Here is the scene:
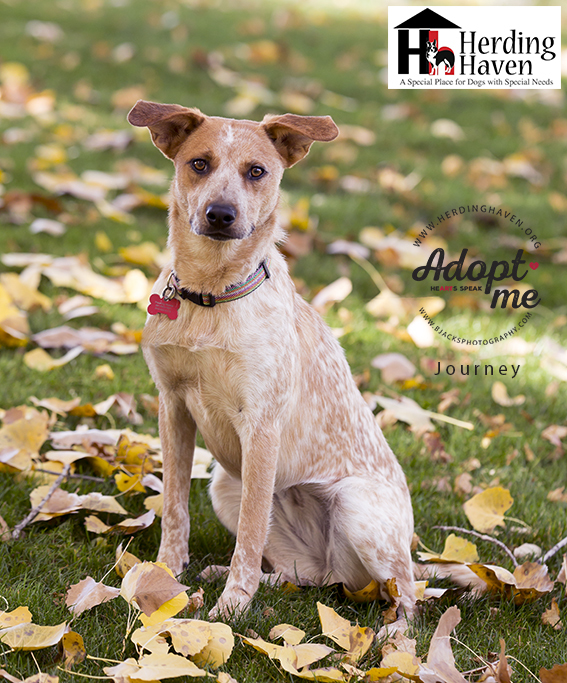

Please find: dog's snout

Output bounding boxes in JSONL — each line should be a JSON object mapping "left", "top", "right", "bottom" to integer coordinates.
{"left": 206, "top": 204, "right": 238, "bottom": 230}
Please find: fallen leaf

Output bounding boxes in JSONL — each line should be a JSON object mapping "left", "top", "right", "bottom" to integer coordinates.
{"left": 542, "top": 598, "right": 563, "bottom": 630}
{"left": 23, "top": 347, "right": 82, "bottom": 372}
{"left": 491, "top": 381, "right": 526, "bottom": 407}
{"left": 542, "top": 425, "right": 567, "bottom": 448}
{"left": 0, "top": 622, "right": 67, "bottom": 650}
{"left": 371, "top": 353, "right": 416, "bottom": 384}
{"left": 418, "top": 535, "right": 479, "bottom": 564}
{"left": 80, "top": 492, "right": 127, "bottom": 515}
{"left": 557, "top": 555, "right": 566, "bottom": 584}
{"left": 343, "top": 579, "right": 381, "bottom": 603}
{"left": 0, "top": 607, "right": 33, "bottom": 629}
{"left": 269, "top": 623, "right": 306, "bottom": 645}
{"left": 60, "top": 631, "right": 86, "bottom": 668}
{"left": 192, "top": 622, "right": 234, "bottom": 668}
{"left": 115, "top": 543, "right": 142, "bottom": 578}
{"left": 463, "top": 487, "right": 514, "bottom": 533}
{"left": 29, "top": 486, "right": 82, "bottom": 522}
{"left": 311, "top": 278, "right": 352, "bottom": 314}
{"left": 65, "top": 577, "right": 120, "bottom": 616}
{"left": 120, "top": 562, "right": 189, "bottom": 616}
{"left": 540, "top": 664, "right": 567, "bottom": 683}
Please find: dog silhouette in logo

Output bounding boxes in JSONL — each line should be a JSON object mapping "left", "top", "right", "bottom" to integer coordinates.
{"left": 425, "top": 40, "right": 455, "bottom": 75}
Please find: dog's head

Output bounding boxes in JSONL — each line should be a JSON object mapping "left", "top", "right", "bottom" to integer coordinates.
{"left": 425, "top": 40, "right": 438, "bottom": 55}
{"left": 127, "top": 101, "right": 338, "bottom": 242}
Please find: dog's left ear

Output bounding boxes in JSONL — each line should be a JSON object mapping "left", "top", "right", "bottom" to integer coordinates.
{"left": 261, "top": 113, "right": 339, "bottom": 167}
{"left": 127, "top": 100, "right": 206, "bottom": 160}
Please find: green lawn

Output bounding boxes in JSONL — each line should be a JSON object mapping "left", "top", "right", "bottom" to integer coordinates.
{"left": 0, "top": 1, "right": 566, "bottom": 681}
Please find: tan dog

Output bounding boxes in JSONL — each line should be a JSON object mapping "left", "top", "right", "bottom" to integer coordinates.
{"left": 127, "top": 100, "right": 416, "bottom": 621}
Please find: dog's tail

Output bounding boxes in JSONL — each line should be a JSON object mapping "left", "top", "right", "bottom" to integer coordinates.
{"left": 414, "top": 562, "right": 488, "bottom": 596}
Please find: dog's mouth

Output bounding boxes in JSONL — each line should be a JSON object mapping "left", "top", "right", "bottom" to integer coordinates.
{"left": 194, "top": 224, "right": 256, "bottom": 242}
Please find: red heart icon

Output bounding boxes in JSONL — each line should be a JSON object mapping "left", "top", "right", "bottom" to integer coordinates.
{"left": 529, "top": 262, "right": 539, "bottom": 270}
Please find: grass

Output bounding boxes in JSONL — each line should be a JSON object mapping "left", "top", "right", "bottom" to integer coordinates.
{"left": 1, "top": 0, "right": 567, "bottom": 680}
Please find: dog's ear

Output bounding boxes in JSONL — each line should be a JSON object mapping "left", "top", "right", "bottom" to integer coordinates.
{"left": 127, "top": 100, "right": 206, "bottom": 160}
{"left": 261, "top": 113, "right": 339, "bottom": 167}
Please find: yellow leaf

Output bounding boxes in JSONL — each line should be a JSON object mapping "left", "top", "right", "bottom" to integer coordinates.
{"left": 23, "top": 347, "right": 82, "bottom": 372}
{"left": 95, "top": 231, "right": 113, "bottom": 252}
{"left": 120, "top": 562, "right": 189, "bottom": 617}
{"left": 463, "top": 487, "right": 514, "bottom": 533}
{"left": 0, "top": 607, "right": 33, "bottom": 629}
{"left": 512, "top": 562, "right": 555, "bottom": 604}
{"left": 417, "top": 534, "right": 479, "bottom": 564}
{"left": 135, "top": 652, "right": 209, "bottom": 679}
{"left": 61, "top": 631, "right": 86, "bottom": 668}
{"left": 343, "top": 579, "right": 381, "bottom": 603}
{"left": 115, "top": 471, "right": 146, "bottom": 494}
{"left": 191, "top": 624, "right": 234, "bottom": 667}
{"left": 491, "top": 381, "right": 525, "bottom": 407}
{"left": 119, "top": 242, "right": 162, "bottom": 267}
{"left": 0, "top": 622, "right": 67, "bottom": 650}
{"left": 115, "top": 543, "right": 142, "bottom": 579}
{"left": 380, "top": 650, "right": 420, "bottom": 677}
{"left": 144, "top": 493, "right": 163, "bottom": 517}
{"left": 0, "top": 273, "right": 51, "bottom": 312}
{"left": 139, "top": 591, "right": 189, "bottom": 628}
{"left": 29, "top": 486, "right": 82, "bottom": 522}
{"left": 269, "top": 623, "right": 305, "bottom": 645}
{"left": 162, "top": 620, "right": 211, "bottom": 658}
{"left": 94, "top": 364, "right": 115, "bottom": 380}
{"left": 0, "top": 409, "right": 49, "bottom": 465}
{"left": 365, "top": 667, "right": 398, "bottom": 680}
{"left": 84, "top": 516, "right": 111, "bottom": 534}
{"left": 316, "top": 603, "right": 351, "bottom": 650}
{"left": 467, "top": 563, "right": 516, "bottom": 597}
{"left": 80, "top": 492, "right": 127, "bottom": 515}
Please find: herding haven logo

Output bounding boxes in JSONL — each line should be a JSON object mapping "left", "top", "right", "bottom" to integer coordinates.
{"left": 395, "top": 8, "right": 459, "bottom": 77}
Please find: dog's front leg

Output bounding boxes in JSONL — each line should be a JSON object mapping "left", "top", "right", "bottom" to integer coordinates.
{"left": 157, "top": 393, "right": 197, "bottom": 576}
{"left": 210, "top": 427, "right": 279, "bottom": 619}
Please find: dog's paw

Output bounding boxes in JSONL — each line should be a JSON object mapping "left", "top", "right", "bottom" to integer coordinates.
{"left": 209, "top": 587, "right": 251, "bottom": 621}
{"left": 156, "top": 549, "right": 189, "bottom": 577}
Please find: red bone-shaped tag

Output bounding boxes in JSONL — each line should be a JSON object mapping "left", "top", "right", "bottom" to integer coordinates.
{"left": 147, "top": 293, "right": 180, "bottom": 320}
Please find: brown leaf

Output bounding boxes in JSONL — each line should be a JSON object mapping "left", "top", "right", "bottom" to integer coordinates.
{"left": 542, "top": 598, "right": 563, "bottom": 630}
{"left": 60, "top": 631, "right": 86, "bottom": 668}
{"left": 540, "top": 664, "right": 567, "bottom": 683}
{"left": 120, "top": 562, "right": 190, "bottom": 616}
{"left": 371, "top": 353, "right": 416, "bottom": 384}
{"left": 420, "top": 606, "right": 467, "bottom": 683}
{"left": 65, "top": 577, "right": 120, "bottom": 616}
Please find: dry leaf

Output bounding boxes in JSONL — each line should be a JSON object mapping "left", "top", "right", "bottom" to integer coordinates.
{"left": 115, "top": 543, "right": 142, "bottom": 578}
{"left": 418, "top": 535, "right": 479, "bottom": 564}
{"left": 29, "top": 486, "right": 82, "bottom": 522}
{"left": 65, "top": 577, "right": 120, "bottom": 616}
{"left": 192, "top": 622, "right": 234, "bottom": 668}
{"left": 542, "top": 425, "right": 567, "bottom": 448}
{"left": 491, "top": 381, "right": 525, "bottom": 407}
{"left": 23, "top": 347, "right": 82, "bottom": 372}
{"left": 60, "top": 631, "right": 86, "bottom": 668}
{"left": 557, "top": 555, "right": 566, "bottom": 584}
{"left": 0, "top": 622, "right": 67, "bottom": 650}
{"left": 0, "top": 607, "right": 33, "bottom": 629}
{"left": 542, "top": 598, "right": 563, "bottom": 630}
{"left": 418, "top": 606, "right": 467, "bottom": 683}
{"left": 269, "top": 624, "right": 305, "bottom": 645}
{"left": 371, "top": 353, "right": 416, "bottom": 384}
{"left": 311, "top": 278, "right": 352, "bottom": 314}
{"left": 463, "top": 487, "right": 514, "bottom": 533}
{"left": 540, "top": 664, "right": 567, "bottom": 683}
{"left": 343, "top": 579, "right": 381, "bottom": 603}
{"left": 120, "top": 562, "right": 189, "bottom": 616}
{"left": 467, "top": 561, "right": 554, "bottom": 604}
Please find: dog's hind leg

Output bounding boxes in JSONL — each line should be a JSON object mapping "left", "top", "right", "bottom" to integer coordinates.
{"left": 328, "top": 476, "right": 416, "bottom": 619}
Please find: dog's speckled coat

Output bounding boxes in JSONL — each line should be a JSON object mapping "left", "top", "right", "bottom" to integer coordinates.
{"left": 128, "top": 100, "right": 416, "bottom": 620}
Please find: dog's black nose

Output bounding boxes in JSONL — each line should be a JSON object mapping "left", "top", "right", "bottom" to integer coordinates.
{"left": 205, "top": 203, "right": 237, "bottom": 230}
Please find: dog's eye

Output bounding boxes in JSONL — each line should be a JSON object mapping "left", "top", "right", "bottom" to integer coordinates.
{"left": 249, "top": 166, "right": 266, "bottom": 179}
{"left": 191, "top": 159, "right": 208, "bottom": 173}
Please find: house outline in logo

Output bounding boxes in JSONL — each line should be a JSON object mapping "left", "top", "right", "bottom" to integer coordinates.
{"left": 395, "top": 8, "right": 460, "bottom": 76}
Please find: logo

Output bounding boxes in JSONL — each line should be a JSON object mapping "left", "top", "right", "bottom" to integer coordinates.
{"left": 410, "top": 204, "right": 542, "bottom": 347}
{"left": 395, "top": 8, "right": 459, "bottom": 78}
{"left": 388, "top": 6, "right": 561, "bottom": 89}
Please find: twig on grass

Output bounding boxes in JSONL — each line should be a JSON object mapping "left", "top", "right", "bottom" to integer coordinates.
{"left": 433, "top": 525, "right": 518, "bottom": 567}
{"left": 11, "top": 464, "right": 70, "bottom": 540}
{"left": 542, "top": 535, "right": 567, "bottom": 564}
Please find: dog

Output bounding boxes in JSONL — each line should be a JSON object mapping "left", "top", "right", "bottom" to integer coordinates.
{"left": 425, "top": 40, "right": 455, "bottom": 76}
{"left": 127, "top": 100, "right": 416, "bottom": 622}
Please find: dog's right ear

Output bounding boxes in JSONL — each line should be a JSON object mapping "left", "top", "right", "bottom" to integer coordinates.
{"left": 127, "top": 100, "right": 205, "bottom": 160}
